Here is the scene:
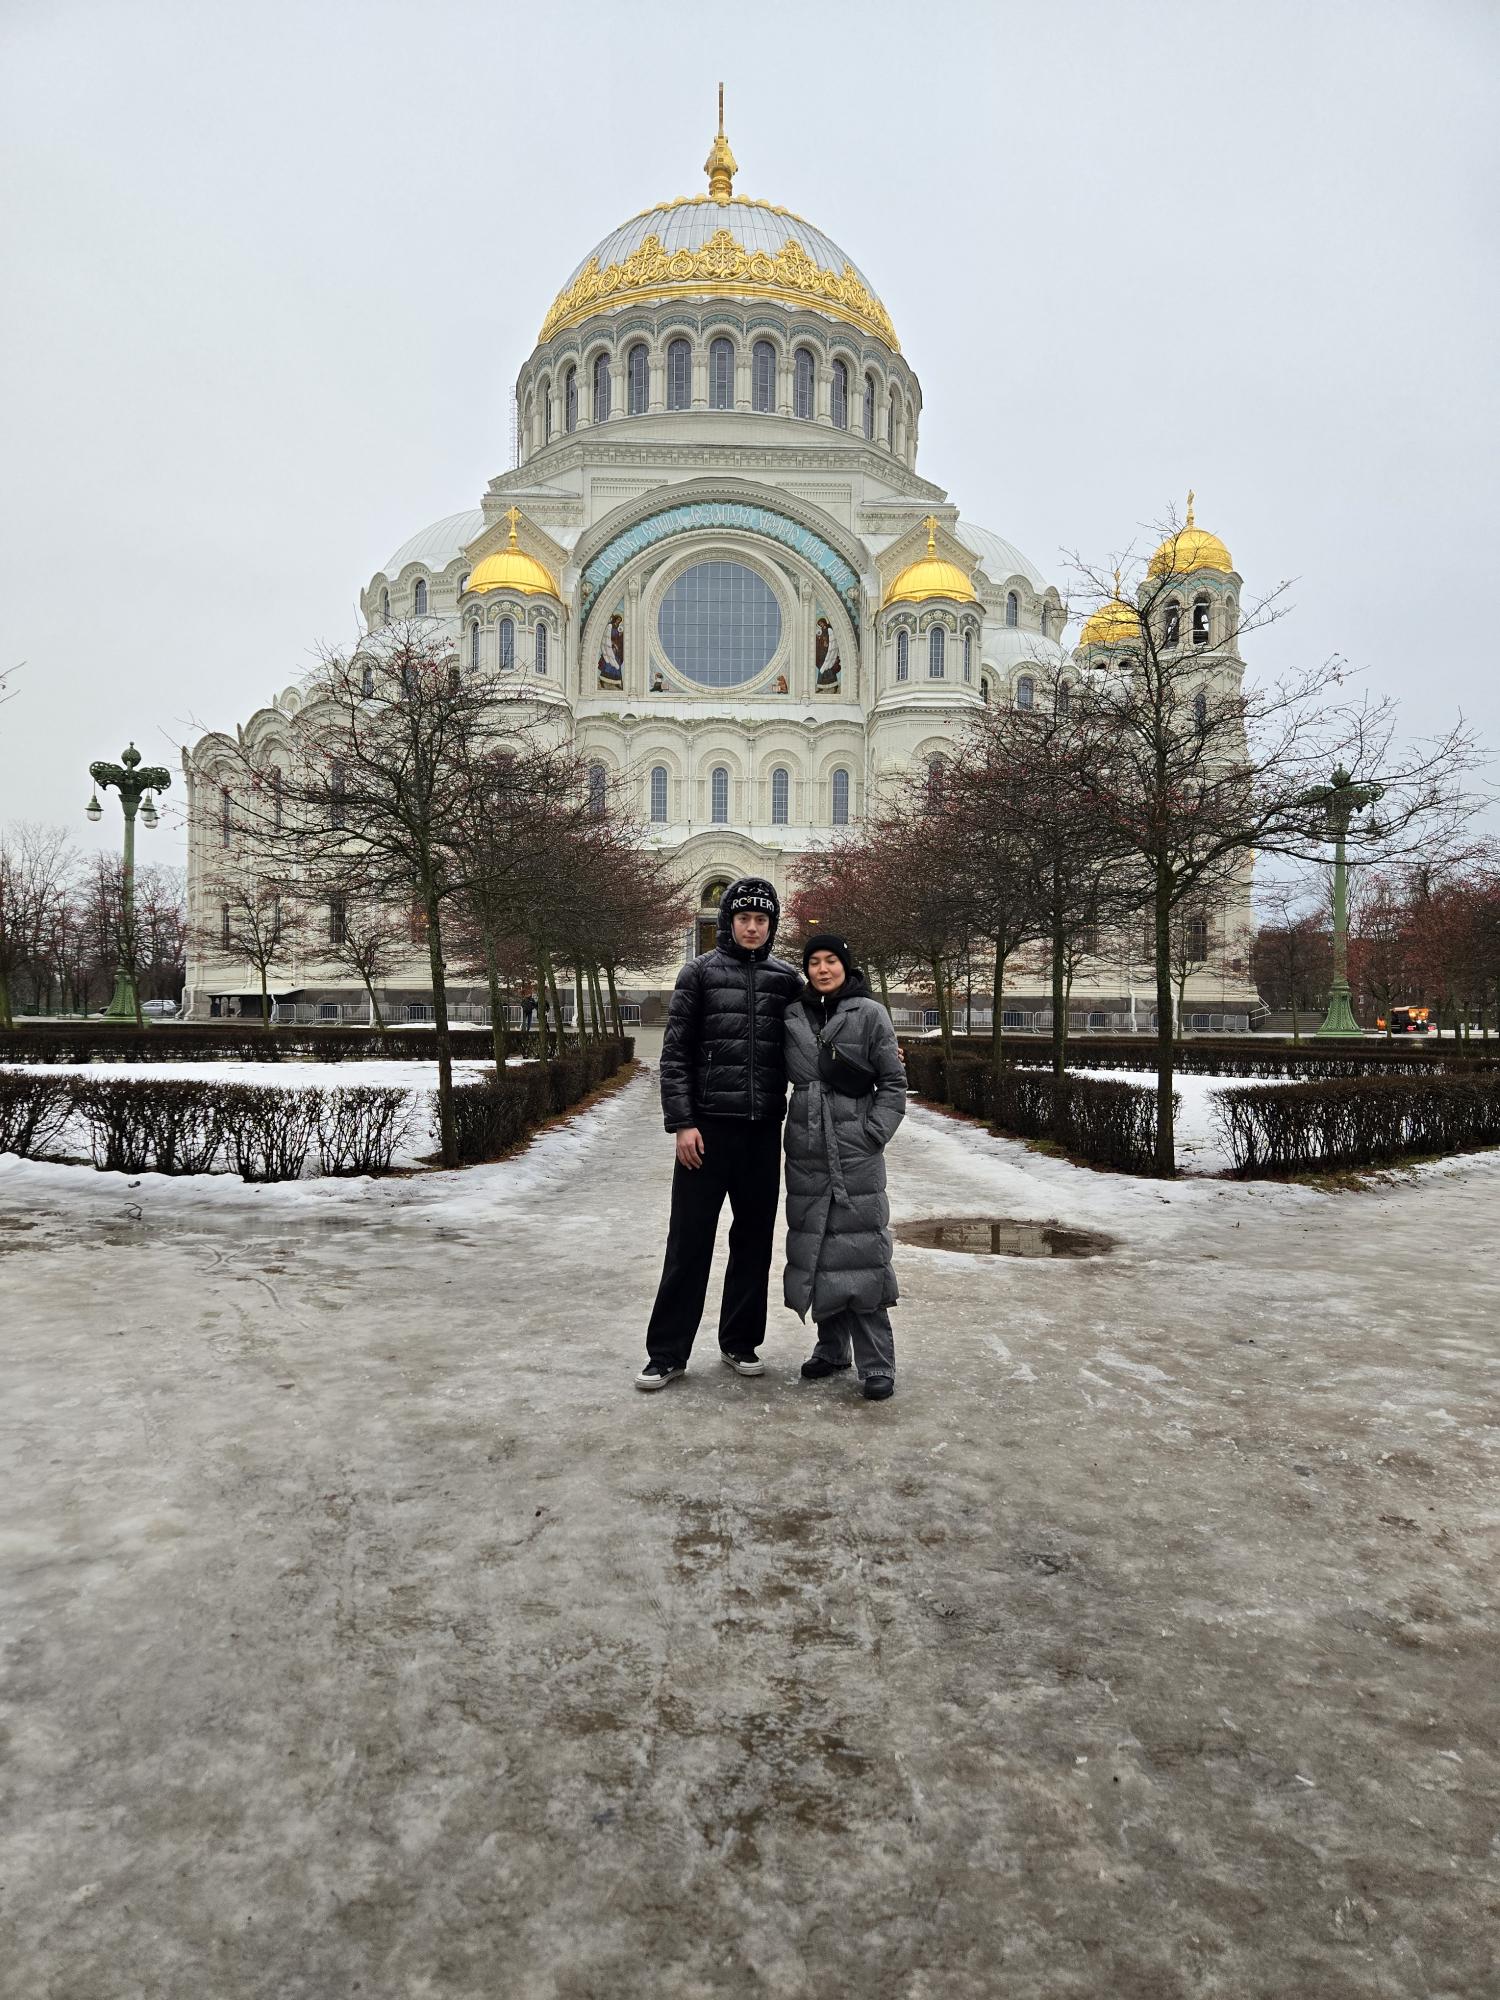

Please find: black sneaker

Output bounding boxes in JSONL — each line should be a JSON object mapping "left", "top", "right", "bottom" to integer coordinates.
{"left": 634, "top": 1361, "right": 687, "bottom": 1392}
{"left": 800, "top": 1355, "right": 852, "bottom": 1380}
{"left": 862, "top": 1374, "right": 895, "bottom": 1402}
{"left": 720, "top": 1351, "right": 765, "bottom": 1378}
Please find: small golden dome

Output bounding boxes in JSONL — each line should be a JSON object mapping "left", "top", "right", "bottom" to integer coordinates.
{"left": 882, "top": 518, "right": 978, "bottom": 609}
{"left": 1148, "top": 491, "right": 1233, "bottom": 578}
{"left": 1080, "top": 577, "right": 1141, "bottom": 650}
{"left": 466, "top": 508, "right": 559, "bottom": 598}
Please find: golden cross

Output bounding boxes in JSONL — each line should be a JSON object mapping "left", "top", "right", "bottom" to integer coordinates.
{"left": 505, "top": 505, "right": 521, "bottom": 545}
{"left": 1185, "top": 488, "right": 1196, "bottom": 526}
{"left": 924, "top": 514, "right": 938, "bottom": 553}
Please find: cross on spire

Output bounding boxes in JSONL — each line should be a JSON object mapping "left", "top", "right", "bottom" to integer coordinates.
{"left": 505, "top": 505, "right": 522, "bottom": 546}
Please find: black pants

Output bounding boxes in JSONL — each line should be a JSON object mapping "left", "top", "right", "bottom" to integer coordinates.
{"left": 645, "top": 1117, "right": 783, "bottom": 1367}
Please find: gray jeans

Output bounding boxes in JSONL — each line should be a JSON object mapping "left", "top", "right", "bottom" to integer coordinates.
{"left": 812, "top": 1307, "right": 895, "bottom": 1382}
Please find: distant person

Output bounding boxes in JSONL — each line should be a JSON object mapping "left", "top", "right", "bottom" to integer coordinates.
{"left": 635, "top": 878, "right": 801, "bottom": 1391}
{"left": 782, "top": 932, "right": 906, "bottom": 1401}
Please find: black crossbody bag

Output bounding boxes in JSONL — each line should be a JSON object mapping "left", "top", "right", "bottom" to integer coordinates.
{"left": 816, "top": 1033, "right": 878, "bottom": 1098}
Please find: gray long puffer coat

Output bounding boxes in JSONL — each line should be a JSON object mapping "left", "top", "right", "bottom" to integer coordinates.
{"left": 782, "top": 975, "right": 907, "bottom": 1323}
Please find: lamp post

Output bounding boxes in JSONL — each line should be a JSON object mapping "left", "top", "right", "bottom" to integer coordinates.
{"left": 86, "top": 743, "right": 172, "bottom": 1024}
{"left": 1297, "top": 765, "right": 1385, "bottom": 1039}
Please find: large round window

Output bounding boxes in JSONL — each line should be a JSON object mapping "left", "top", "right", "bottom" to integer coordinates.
{"left": 656, "top": 560, "right": 782, "bottom": 688}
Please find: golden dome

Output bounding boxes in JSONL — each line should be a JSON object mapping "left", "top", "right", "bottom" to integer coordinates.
{"left": 1147, "top": 491, "right": 1233, "bottom": 578}
{"left": 882, "top": 518, "right": 978, "bottom": 608}
{"left": 538, "top": 95, "right": 898, "bottom": 351}
{"left": 466, "top": 509, "right": 558, "bottom": 598}
{"left": 1079, "top": 573, "right": 1141, "bottom": 649}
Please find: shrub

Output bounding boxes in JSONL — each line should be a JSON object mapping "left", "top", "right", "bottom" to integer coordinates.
{"left": 0, "top": 1071, "right": 73, "bottom": 1158}
{"left": 901, "top": 1048, "right": 1169, "bottom": 1174}
{"left": 447, "top": 1041, "right": 632, "bottom": 1165}
{"left": 1215, "top": 1074, "right": 1500, "bottom": 1176}
{"left": 70, "top": 1077, "right": 230, "bottom": 1175}
{"left": 316, "top": 1087, "right": 413, "bottom": 1176}
{"left": 934, "top": 1032, "right": 1499, "bottom": 1082}
{"left": 219, "top": 1085, "right": 324, "bottom": 1182}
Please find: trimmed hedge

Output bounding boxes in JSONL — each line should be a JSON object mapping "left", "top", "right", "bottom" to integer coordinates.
{"left": 0, "top": 1022, "right": 544, "bottom": 1065}
{"left": 905, "top": 1047, "right": 1171, "bottom": 1176}
{"left": 935, "top": 1033, "right": 1500, "bottom": 1081}
{"left": 1215, "top": 1074, "right": 1500, "bottom": 1176}
{"left": 448, "top": 1041, "right": 633, "bottom": 1164}
{"left": 0, "top": 1071, "right": 74, "bottom": 1158}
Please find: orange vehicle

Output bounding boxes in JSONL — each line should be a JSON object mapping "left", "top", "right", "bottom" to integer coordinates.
{"left": 1374, "top": 1005, "right": 1433, "bottom": 1034}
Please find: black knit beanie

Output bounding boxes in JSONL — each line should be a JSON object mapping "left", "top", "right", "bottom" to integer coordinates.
{"left": 802, "top": 931, "right": 853, "bottom": 978}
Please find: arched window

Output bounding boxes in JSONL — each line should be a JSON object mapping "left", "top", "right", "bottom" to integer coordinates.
{"left": 793, "top": 347, "right": 815, "bottom": 420}
{"left": 542, "top": 377, "right": 552, "bottom": 440}
{"left": 927, "top": 755, "right": 948, "bottom": 805}
{"left": 592, "top": 350, "right": 611, "bottom": 422}
{"left": 863, "top": 372, "right": 876, "bottom": 439}
{"left": 650, "top": 765, "right": 668, "bottom": 823}
{"left": 499, "top": 617, "right": 515, "bottom": 671}
{"left": 666, "top": 338, "right": 691, "bottom": 410}
{"left": 709, "top": 336, "right": 734, "bottom": 409}
{"left": 380, "top": 588, "right": 390, "bottom": 625}
{"left": 468, "top": 622, "right": 479, "bottom": 670}
{"left": 963, "top": 633, "right": 973, "bottom": 682}
{"left": 534, "top": 623, "right": 548, "bottom": 675}
{"left": 1017, "top": 675, "right": 1035, "bottom": 709}
{"left": 895, "top": 629, "right": 909, "bottom": 681}
{"left": 413, "top": 579, "right": 427, "bottom": 616}
{"left": 980, "top": 676, "right": 992, "bottom": 706}
{"left": 1193, "top": 688, "right": 1208, "bottom": 731}
{"left": 523, "top": 399, "right": 533, "bottom": 451}
{"left": 328, "top": 893, "right": 346, "bottom": 947}
{"left": 564, "top": 367, "right": 578, "bottom": 432}
{"left": 830, "top": 359, "right": 848, "bottom": 429}
{"left": 1005, "top": 591, "right": 1019, "bottom": 627}
{"left": 360, "top": 660, "right": 375, "bottom": 698}
{"left": 1163, "top": 601, "right": 1181, "bottom": 647}
{"left": 1058, "top": 681, "right": 1071, "bottom": 716}
{"left": 770, "top": 766, "right": 790, "bottom": 824}
{"left": 1192, "top": 595, "right": 1211, "bottom": 646}
{"left": 627, "top": 343, "right": 649, "bottom": 415}
{"left": 928, "top": 626, "right": 946, "bottom": 678}
{"left": 588, "top": 763, "right": 607, "bottom": 815}
{"left": 710, "top": 766, "right": 730, "bottom": 823}
{"left": 752, "top": 339, "right": 776, "bottom": 413}
{"left": 886, "top": 393, "right": 895, "bottom": 449}
{"left": 1186, "top": 914, "right": 1209, "bottom": 961}
{"left": 220, "top": 786, "right": 232, "bottom": 848}
{"left": 270, "top": 766, "right": 283, "bottom": 831}
{"left": 219, "top": 901, "right": 231, "bottom": 948}
{"left": 831, "top": 767, "right": 850, "bottom": 825}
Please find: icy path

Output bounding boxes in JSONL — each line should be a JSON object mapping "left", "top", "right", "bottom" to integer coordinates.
{"left": 2, "top": 1064, "right": 1497, "bottom": 1998}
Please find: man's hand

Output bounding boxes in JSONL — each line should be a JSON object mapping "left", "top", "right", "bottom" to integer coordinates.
{"left": 675, "top": 1126, "right": 705, "bottom": 1169}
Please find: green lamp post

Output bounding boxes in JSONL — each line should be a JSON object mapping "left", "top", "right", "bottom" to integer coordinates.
{"left": 1297, "top": 765, "right": 1385, "bottom": 1039}
{"left": 86, "top": 743, "right": 172, "bottom": 1024}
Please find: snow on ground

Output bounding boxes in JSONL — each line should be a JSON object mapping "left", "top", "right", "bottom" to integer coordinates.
{"left": 1066, "top": 1065, "right": 1288, "bottom": 1176}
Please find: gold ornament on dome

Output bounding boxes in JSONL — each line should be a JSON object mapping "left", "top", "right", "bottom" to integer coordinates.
{"left": 882, "top": 516, "right": 977, "bottom": 608}
{"left": 1147, "top": 489, "right": 1234, "bottom": 578}
{"left": 466, "top": 507, "right": 559, "bottom": 598}
{"left": 539, "top": 226, "right": 900, "bottom": 350}
{"left": 1080, "top": 570, "right": 1141, "bottom": 649}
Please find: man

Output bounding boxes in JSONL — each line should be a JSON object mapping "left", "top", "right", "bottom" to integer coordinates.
{"left": 635, "top": 877, "right": 801, "bottom": 1391}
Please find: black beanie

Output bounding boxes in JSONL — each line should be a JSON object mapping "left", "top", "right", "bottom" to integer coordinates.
{"left": 722, "top": 879, "right": 778, "bottom": 921}
{"left": 802, "top": 931, "right": 853, "bottom": 978}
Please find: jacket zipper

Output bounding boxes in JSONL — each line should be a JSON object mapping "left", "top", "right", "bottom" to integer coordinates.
{"left": 747, "top": 957, "right": 758, "bottom": 1118}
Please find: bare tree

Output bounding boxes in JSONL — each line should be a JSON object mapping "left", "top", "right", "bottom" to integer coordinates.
{"left": 0, "top": 823, "right": 76, "bottom": 1027}
{"left": 197, "top": 870, "right": 304, "bottom": 1028}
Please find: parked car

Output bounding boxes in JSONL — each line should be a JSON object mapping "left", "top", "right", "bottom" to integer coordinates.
{"left": 142, "top": 998, "right": 180, "bottom": 1017}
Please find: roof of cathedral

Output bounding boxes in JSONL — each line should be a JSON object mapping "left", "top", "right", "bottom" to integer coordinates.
{"left": 538, "top": 102, "right": 897, "bottom": 350}
{"left": 954, "top": 521, "right": 1046, "bottom": 593}
{"left": 381, "top": 508, "right": 485, "bottom": 578}
{"left": 466, "top": 511, "right": 559, "bottom": 598}
{"left": 1147, "top": 492, "right": 1234, "bottom": 578}
{"left": 883, "top": 520, "right": 978, "bottom": 609}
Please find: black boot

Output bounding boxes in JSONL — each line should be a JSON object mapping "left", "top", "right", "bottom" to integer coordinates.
{"left": 800, "top": 1355, "right": 851, "bottom": 1380}
{"left": 862, "top": 1374, "right": 895, "bottom": 1401}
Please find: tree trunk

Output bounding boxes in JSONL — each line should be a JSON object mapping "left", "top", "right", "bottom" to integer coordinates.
{"left": 0, "top": 970, "right": 12, "bottom": 1032}
{"left": 1051, "top": 923, "right": 1067, "bottom": 1078}
{"left": 361, "top": 972, "right": 387, "bottom": 1033}
{"left": 588, "top": 964, "right": 607, "bottom": 1042}
{"left": 1154, "top": 876, "right": 1177, "bottom": 1177}
{"left": 424, "top": 889, "right": 456, "bottom": 1167}
{"left": 990, "top": 938, "right": 1007, "bottom": 1081}
{"left": 931, "top": 955, "right": 954, "bottom": 1085}
{"left": 482, "top": 934, "right": 509, "bottom": 1079}
{"left": 543, "top": 951, "right": 567, "bottom": 1057}
{"left": 874, "top": 962, "right": 891, "bottom": 1017}
{"left": 259, "top": 963, "right": 272, "bottom": 1032}
{"left": 572, "top": 964, "right": 590, "bottom": 1046}
{"left": 604, "top": 963, "right": 623, "bottom": 1040}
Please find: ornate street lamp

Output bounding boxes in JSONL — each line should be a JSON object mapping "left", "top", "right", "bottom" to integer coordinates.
{"left": 87, "top": 742, "right": 172, "bottom": 1024}
{"left": 1297, "top": 765, "right": 1385, "bottom": 1039}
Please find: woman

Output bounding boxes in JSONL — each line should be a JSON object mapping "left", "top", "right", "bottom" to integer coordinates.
{"left": 782, "top": 932, "right": 907, "bottom": 1401}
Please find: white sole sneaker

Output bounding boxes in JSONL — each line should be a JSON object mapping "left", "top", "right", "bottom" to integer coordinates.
{"left": 634, "top": 1363, "right": 687, "bottom": 1392}
{"left": 720, "top": 1353, "right": 766, "bottom": 1378}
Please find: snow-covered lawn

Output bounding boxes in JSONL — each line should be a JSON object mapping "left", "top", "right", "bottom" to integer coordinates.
{"left": 1067, "top": 1065, "right": 1289, "bottom": 1176}
{"left": 1, "top": 1056, "right": 531, "bottom": 1174}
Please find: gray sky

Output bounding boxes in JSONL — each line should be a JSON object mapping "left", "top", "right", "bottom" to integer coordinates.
{"left": 3, "top": 0, "right": 1496, "bottom": 867}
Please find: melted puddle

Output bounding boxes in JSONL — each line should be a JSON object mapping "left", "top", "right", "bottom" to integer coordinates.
{"left": 895, "top": 1216, "right": 1114, "bottom": 1258}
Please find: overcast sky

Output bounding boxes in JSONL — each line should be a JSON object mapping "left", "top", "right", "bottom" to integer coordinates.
{"left": 2, "top": 0, "right": 1496, "bottom": 867}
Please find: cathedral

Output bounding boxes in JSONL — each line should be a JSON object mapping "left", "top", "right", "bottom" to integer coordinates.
{"left": 184, "top": 102, "right": 1258, "bottom": 1029}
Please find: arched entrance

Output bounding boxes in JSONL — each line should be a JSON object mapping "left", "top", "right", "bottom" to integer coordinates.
{"left": 697, "top": 878, "right": 731, "bottom": 957}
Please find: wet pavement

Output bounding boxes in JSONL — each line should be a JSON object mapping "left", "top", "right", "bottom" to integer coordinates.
{"left": 2, "top": 1065, "right": 1497, "bottom": 1998}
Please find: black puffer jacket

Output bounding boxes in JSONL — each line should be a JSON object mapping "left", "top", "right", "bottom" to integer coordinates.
{"left": 659, "top": 877, "right": 802, "bottom": 1131}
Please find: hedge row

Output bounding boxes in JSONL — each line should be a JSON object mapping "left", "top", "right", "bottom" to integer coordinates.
{"left": 0, "top": 1071, "right": 413, "bottom": 1179}
{"left": 0, "top": 1022, "right": 533, "bottom": 1064}
{"left": 904, "top": 1046, "right": 1171, "bottom": 1175}
{"left": 937, "top": 1033, "right": 1500, "bottom": 1081}
{"left": 1215, "top": 1075, "right": 1500, "bottom": 1176}
{"left": 448, "top": 1040, "right": 633, "bottom": 1164}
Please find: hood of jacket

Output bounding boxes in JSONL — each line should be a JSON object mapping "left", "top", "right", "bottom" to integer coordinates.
{"left": 717, "top": 876, "right": 782, "bottom": 962}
